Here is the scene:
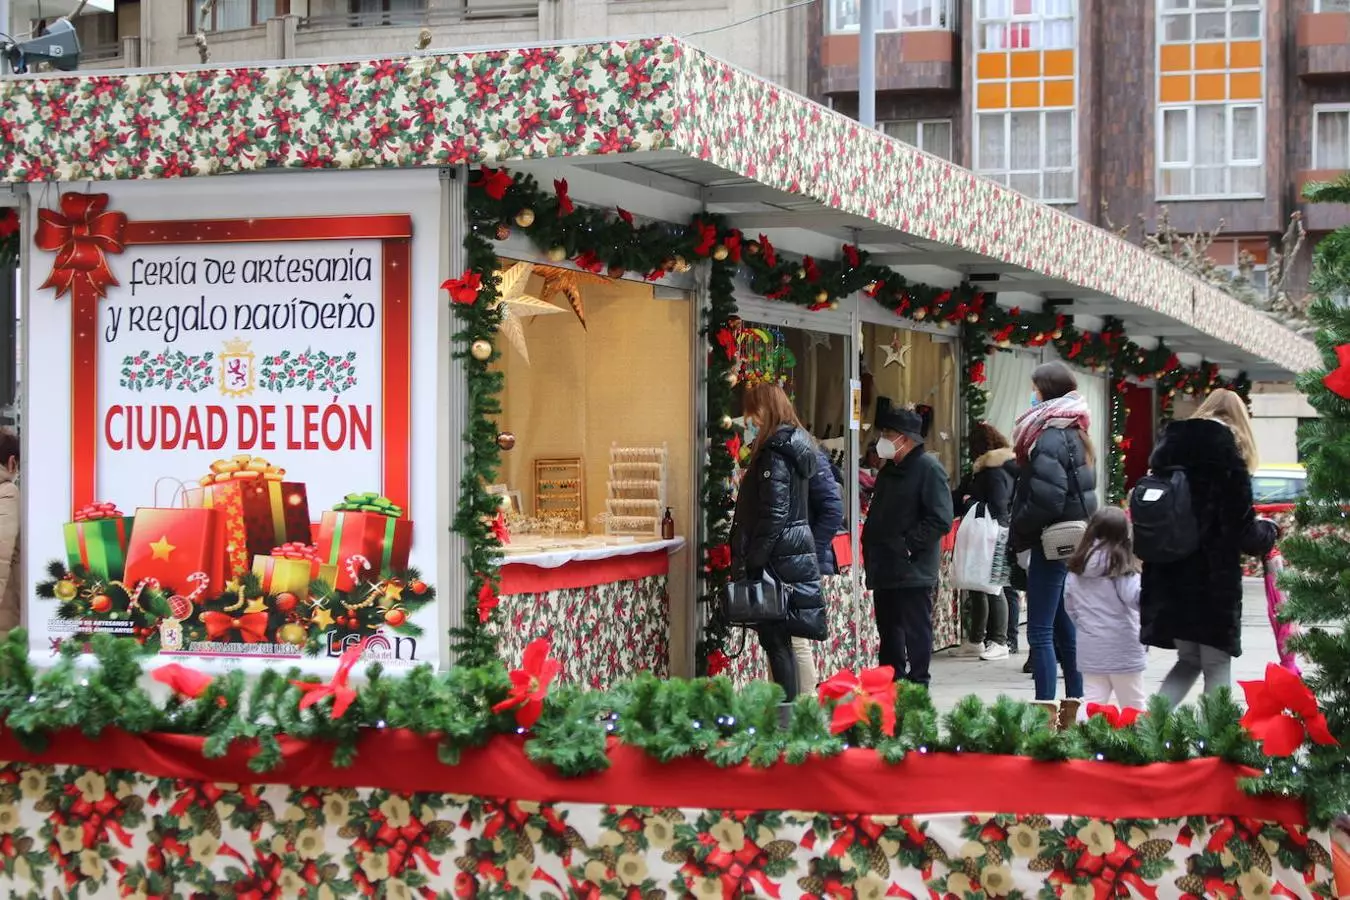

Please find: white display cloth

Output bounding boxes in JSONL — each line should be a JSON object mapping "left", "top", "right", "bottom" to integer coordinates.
{"left": 498, "top": 536, "right": 685, "bottom": 569}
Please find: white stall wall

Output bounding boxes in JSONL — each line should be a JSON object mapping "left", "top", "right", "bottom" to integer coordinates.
{"left": 23, "top": 170, "right": 447, "bottom": 675}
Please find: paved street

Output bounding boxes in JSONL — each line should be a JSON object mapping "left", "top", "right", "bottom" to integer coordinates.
{"left": 928, "top": 578, "right": 1281, "bottom": 710}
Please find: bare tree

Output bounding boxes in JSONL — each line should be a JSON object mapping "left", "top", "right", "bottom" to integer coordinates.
{"left": 1103, "top": 203, "right": 1310, "bottom": 335}
{"left": 194, "top": 0, "right": 218, "bottom": 64}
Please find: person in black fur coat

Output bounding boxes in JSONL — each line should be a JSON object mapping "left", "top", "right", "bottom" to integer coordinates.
{"left": 1141, "top": 389, "right": 1278, "bottom": 707}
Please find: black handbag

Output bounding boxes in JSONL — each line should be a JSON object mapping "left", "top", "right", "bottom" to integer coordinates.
{"left": 720, "top": 568, "right": 789, "bottom": 627}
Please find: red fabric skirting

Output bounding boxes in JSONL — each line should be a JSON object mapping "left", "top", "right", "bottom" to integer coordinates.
{"left": 0, "top": 730, "right": 1305, "bottom": 824}
{"left": 499, "top": 548, "right": 670, "bottom": 594}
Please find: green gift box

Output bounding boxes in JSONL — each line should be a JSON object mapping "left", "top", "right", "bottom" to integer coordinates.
{"left": 63, "top": 516, "right": 133, "bottom": 581}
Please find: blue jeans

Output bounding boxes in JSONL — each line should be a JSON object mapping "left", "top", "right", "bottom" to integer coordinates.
{"left": 1027, "top": 549, "right": 1083, "bottom": 700}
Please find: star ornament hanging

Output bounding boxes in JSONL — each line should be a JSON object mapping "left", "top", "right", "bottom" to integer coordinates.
{"left": 880, "top": 333, "right": 910, "bottom": 368}
{"left": 1322, "top": 344, "right": 1350, "bottom": 399}
{"left": 1239, "top": 663, "right": 1339, "bottom": 757}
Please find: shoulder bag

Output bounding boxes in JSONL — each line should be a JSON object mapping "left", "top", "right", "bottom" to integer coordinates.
{"left": 1040, "top": 435, "right": 1088, "bottom": 561}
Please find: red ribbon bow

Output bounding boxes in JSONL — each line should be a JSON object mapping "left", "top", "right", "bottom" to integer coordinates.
{"left": 35, "top": 193, "right": 127, "bottom": 298}
{"left": 73, "top": 501, "right": 123, "bottom": 522}
{"left": 201, "top": 610, "right": 269, "bottom": 643}
{"left": 291, "top": 636, "right": 369, "bottom": 719}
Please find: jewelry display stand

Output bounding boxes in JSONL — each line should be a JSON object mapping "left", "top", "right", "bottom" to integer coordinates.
{"left": 604, "top": 443, "right": 668, "bottom": 538}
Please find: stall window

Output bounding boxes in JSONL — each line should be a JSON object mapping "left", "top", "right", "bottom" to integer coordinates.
{"left": 860, "top": 324, "right": 960, "bottom": 480}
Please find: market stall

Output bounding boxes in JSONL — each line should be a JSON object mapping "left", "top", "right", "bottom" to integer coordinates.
{"left": 0, "top": 34, "right": 1339, "bottom": 899}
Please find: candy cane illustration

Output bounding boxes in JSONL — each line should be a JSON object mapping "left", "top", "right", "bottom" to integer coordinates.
{"left": 345, "top": 555, "right": 371, "bottom": 586}
{"left": 128, "top": 578, "right": 160, "bottom": 610}
{"left": 167, "top": 572, "right": 210, "bottom": 620}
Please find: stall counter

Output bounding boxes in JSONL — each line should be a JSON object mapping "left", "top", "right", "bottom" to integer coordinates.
{"left": 489, "top": 535, "right": 684, "bottom": 689}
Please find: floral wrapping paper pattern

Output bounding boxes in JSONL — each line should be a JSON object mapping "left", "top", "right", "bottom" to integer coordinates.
{"left": 492, "top": 574, "right": 670, "bottom": 689}
{"left": 0, "top": 761, "right": 1333, "bottom": 898}
{"left": 0, "top": 38, "right": 1315, "bottom": 371}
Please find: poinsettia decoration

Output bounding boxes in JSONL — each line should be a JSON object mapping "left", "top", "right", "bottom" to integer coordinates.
{"left": 442, "top": 271, "right": 483, "bottom": 305}
{"left": 477, "top": 579, "right": 499, "bottom": 624}
{"left": 1322, "top": 344, "right": 1350, "bottom": 400}
{"left": 1239, "top": 663, "right": 1339, "bottom": 757}
{"left": 493, "top": 637, "right": 560, "bottom": 729}
{"left": 817, "top": 666, "right": 897, "bottom": 736}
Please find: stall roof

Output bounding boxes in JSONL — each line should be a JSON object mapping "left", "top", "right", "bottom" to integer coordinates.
{"left": 0, "top": 35, "right": 1316, "bottom": 378}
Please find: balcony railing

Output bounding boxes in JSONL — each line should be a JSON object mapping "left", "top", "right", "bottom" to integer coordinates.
{"left": 828, "top": 0, "right": 953, "bottom": 34}
{"left": 300, "top": 0, "right": 534, "bottom": 29}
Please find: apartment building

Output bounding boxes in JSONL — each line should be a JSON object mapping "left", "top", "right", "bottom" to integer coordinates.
{"left": 5, "top": 0, "right": 807, "bottom": 91}
{"left": 810, "top": 0, "right": 1350, "bottom": 299}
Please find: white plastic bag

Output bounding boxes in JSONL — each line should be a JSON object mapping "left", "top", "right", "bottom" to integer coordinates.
{"left": 952, "top": 505, "right": 1008, "bottom": 594}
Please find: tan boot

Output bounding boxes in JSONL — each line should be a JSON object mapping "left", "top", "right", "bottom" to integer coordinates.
{"left": 1032, "top": 701, "right": 1060, "bottom": 731}
{"left": 1058, "top": 698, "right": 1083, "bottom": 730}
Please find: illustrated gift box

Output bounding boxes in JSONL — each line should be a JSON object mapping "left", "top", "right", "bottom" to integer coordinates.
{"left": 63, "top": 501, "right": 132, "bottom": 581}
{"left": 252, "top": 542, "right": 321, "bottom": 600}
{"left": 123, "top": 484, "right": 225, "bottom": 594}
{"left": 316, "top": 493, "right": 412, "bottom": 590}
{"left": 197, "top": 455, "right": 311, "bottom": 577}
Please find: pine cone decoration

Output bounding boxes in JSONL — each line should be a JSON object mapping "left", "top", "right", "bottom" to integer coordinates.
{"left": 1251, "top": 845, "right": 1274, "bottom": 876}
{"left": 961, "top": 858, "right": 982, "bottom": 880}
{"left": 659, "top": 808, "right": 686, "bottom": 823}
{"left": 622, "top": 834, "right": 642, "bottom": 855}
{"left": 201, "top": 807, "right": 223, "bottom": 839}
{"left": 863, "top": 844, "right": 890, "bottom": 876}
{"left": 563, "top": 827, "right": 588, "bottom": 850}
{"left": 454, "top": 856, "right": 478, "bottom": 873}
{"left": 427, "top": 820, "right": 455, "bottom": 839}
{"left": 984, "top": 843, "right": 1006, "bottom": 866}
{"left": 1175, "top": 874, "right": 1207, "bottom": 895}
{"left": 763, "top": 840, "right": 797, "bottom": 862}
{"left": 517, "top": 836, "right": 537, "bottom": 863}
{"left": 255, "top": 802, "right": 275, "bottom": 824}
{"left": 1308, "top": 839, "right": 1333, "bottom": 869}
{"left": 1022, "top": 814, "right": 1052, "bottom": 829}
{"left": 798, "top": 876, "right": 827, "bottom": 895}
{"left": 1027, "top": 856, "right": 1056, "bottom": 873}
{"left": 1136, "top": 839, "right": 1173, "bottom": 862}
{"left": 662, "top": 849, "right": 689, "bottom": 865}
{"left": 338, "top": 824, "right": 361, "bottom": 840}
{"left": 923, "top": 837, "right": 949, "bottom": 863}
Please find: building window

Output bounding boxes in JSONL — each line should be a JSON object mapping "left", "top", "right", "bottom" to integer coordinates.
{"left": 191, "top": 0, "right": 287, "bottom": 31}
{"left": 976, "top": 0, "right": 1074, "bottom": 50}
{"left": 1315, "top": 0, "right": 1350, "bottom": 12}
{"left": 881, "top": 119, "right": 954, "bottom": 160}
{"left": 1156, "top": 1, "right": 1263, "bottom": 200}
{"left": 828, "top": 0, "right": 951, "bottom": 34}
{"left": 973, "top": 0, "right": 1077, "bottom": 203}
{"left": 71, "top": 8, "right": 119, "bottom": 59}
{"left": 1314, "top": 105, "right": 1350, "bottom": 171}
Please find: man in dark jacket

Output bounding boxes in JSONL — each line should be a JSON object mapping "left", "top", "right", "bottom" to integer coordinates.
{"left": 809, "top": 447, "right": 845, "bottom": 576}
{"left": 862, "top": 403, "right": 954, "bottom": 686}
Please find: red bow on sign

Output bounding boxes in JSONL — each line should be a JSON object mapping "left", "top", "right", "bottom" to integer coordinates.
{"left": 201, "top": 610, "right": 269, "bottom": 643}
{"left": 34, "top": 193, "right": 127, "bottom": 298}
{"left": 291, "top": 636, "right": 370, "bottom": 719}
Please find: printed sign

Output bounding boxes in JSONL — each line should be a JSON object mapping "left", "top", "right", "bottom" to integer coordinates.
{"left": 25, "top": 187, "right": 440, "bottom": 672}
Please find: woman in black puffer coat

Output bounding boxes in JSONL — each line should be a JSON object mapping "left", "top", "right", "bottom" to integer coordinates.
{"left": 953, "top": 422, "right": 1020, "bottom": 659}
{"left": 732, "top": 383, "right": 826, "bottom": 699}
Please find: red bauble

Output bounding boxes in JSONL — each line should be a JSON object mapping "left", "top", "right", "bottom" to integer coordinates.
{"left": 384, "top": 608, "right": 407, "bottom": 627}
{"left": 275, "top": 592, "right": 299, "bottom": 613}
{"left": 168, "top": 594, "right": 194, "bottom": 619}
{"left": 90, "top": 594, "right": 112, "bottom": 614}
{"left": 410, "top": 580, "right": 427, "bottom": 595}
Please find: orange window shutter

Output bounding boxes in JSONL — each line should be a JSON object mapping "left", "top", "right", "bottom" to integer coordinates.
{"left": 1010, "top": 81, "right": 1041, "bottom": 108}
{"left": 1229, "top": 72, "right": 1262, "bottom": 100}
{"left": 1159, "top": 75, "right": 1191, "bottom": 104}
{"left": 1194, "top": 42, "right": 1226, "bottom": 70}
{"left": 978, "top": 81, "right": 1009, "bottom": 110}
{"left": 1010, "top": 50, "right": 1041, "bottom": 78}
{"left": 1229, "top": 40, "right": 1261, "bottom": 69}
{"left": 1159, "top": 44, "right": 1191, "bottom": 73}
{"left": 1043, "top": 80, "right": 1075, "bottom": 108}
{"left": 1194, "top": 73, "right": 1226, "bottom": 101}
{"left": 1043, "top": 49, "right": 1074, "bottom": 77}
{"left": 977, "top": 52, "right": 1009, "bottom": 80}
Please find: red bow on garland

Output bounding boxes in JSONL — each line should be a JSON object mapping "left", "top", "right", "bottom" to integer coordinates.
{"left": 152, "top": 662, "right": 213, "bottom": 699}
{"left": 442, "top": 271, "right": 482, "bottom": 306}
{"left": 1085, "top": 703, "right": 1142, "bottom": 729}
{"left": 1322, "top": 344, "right": 1350, "bottom": 400}
{"left": 817, "top": 665, "right": 897, "bottom": 736}
{"left": 34, "top": 193, "right": 127, "bottom": 298}
{"left": 477, "top": 578, "right": 499, "bottom": 624}
{"left": 291, "top": 636, "right": 370, "bottom": 719}
{"left": 201, "top": 610, "right": 268, "bottom": 643}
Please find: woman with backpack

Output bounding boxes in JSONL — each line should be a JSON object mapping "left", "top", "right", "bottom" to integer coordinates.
{"left": 1138, "top": 388, "right": 1278, "bottom": 706}
{"left": 1009, "top": 362, "right": 1097, "bottom": 705}
{"left": 952, "top": 422, "right": 1020, "bottom": 660}
{"left": 730, "top": 383, "right": 827, "bottom": 700}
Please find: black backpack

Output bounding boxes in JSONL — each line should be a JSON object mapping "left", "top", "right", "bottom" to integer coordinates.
{"left": 1129, "top": 468, "right": 1199, "bottom": 563}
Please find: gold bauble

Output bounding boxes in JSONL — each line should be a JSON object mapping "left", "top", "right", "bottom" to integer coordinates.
{"left": 913, "top": 309, "right": 928, "bottom": 320}
{"left": 726, "top": 371, "right": 739, "bottom": 386}
{"left": 720, "top": 415, "right": 734, "bottom": 429}
{"left": 494, "top": 223, "right": 511, "bottom": 241}
{"left": 829, "top": 301, "right": 839, "bottom": 310}
{"left": 278, "top": 622, "right": 308, "bottom": 646}
{"left": 54, "top": 579, "right": 79, "bottom": 602}
{"left": 546, "top": 246, "right": 568, "bottom": 262}
{"left": 712, "top": 245, "right": 730, "bottom": 262}
{"left": 470, "top": 340, "right": 493, "bottom": 361}
{"left": 795, "top": 268, "right": 807, "bottom": 280}
{"left": 513, "top": 208, "right": 536, "bottom": 228}
{"left": 745, "top": 240, "right": 761, "bottom": 257}
{"left": 496, "top": 431, "right": 517, "bottom": 451}
{"left": 673, "top": 256, "right": 691, "bottom": 273}
{"left": 864, "top": 281, "right": 879, "bottom": 293}
{"left": 815, "top": 290, "right": 829, "bottom": 304}
{"left": 1052, "top": 330, "right": 1063, "bottom": 339}
{"left": 967, "top": 314, "right": 980, "bottom": 324}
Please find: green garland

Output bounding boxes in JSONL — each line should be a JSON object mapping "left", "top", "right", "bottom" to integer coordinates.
{"left": 455, "top": 166, "right": 1253, "bottom": 669}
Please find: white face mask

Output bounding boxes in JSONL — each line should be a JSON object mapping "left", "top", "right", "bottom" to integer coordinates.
{"left": 876, "top": 437, "right": 899, "bottom": 460}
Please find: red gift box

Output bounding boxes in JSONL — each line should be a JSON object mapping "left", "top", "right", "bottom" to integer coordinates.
{"left": 316, "top": 511, "right": 412, "bottom": 590}
{"left": 200, "top": 478, "right": 311, "bottom": 563}
{"left": 123, "top": 507, "right": 225, "bottom": 595}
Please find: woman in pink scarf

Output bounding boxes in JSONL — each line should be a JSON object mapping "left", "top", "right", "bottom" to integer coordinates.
{"left": 1009, "top": 362, "right": 1099, "bottom": 708}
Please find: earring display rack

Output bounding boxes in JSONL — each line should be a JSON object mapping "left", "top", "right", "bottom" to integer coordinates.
{"left": 533, "top": 457, "right": 585, "bottom": 530}
{"left": 604, "top": 443, "right": 668, "bottom": 538}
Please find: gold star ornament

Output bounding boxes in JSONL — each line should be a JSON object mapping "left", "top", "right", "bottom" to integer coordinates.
{"left": 149, "top": 536, "right": 177, "bottom": 560}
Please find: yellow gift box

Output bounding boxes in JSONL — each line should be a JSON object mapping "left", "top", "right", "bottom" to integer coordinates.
{"left": 252, "top": 554, "right": 314, "bottom": 600}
